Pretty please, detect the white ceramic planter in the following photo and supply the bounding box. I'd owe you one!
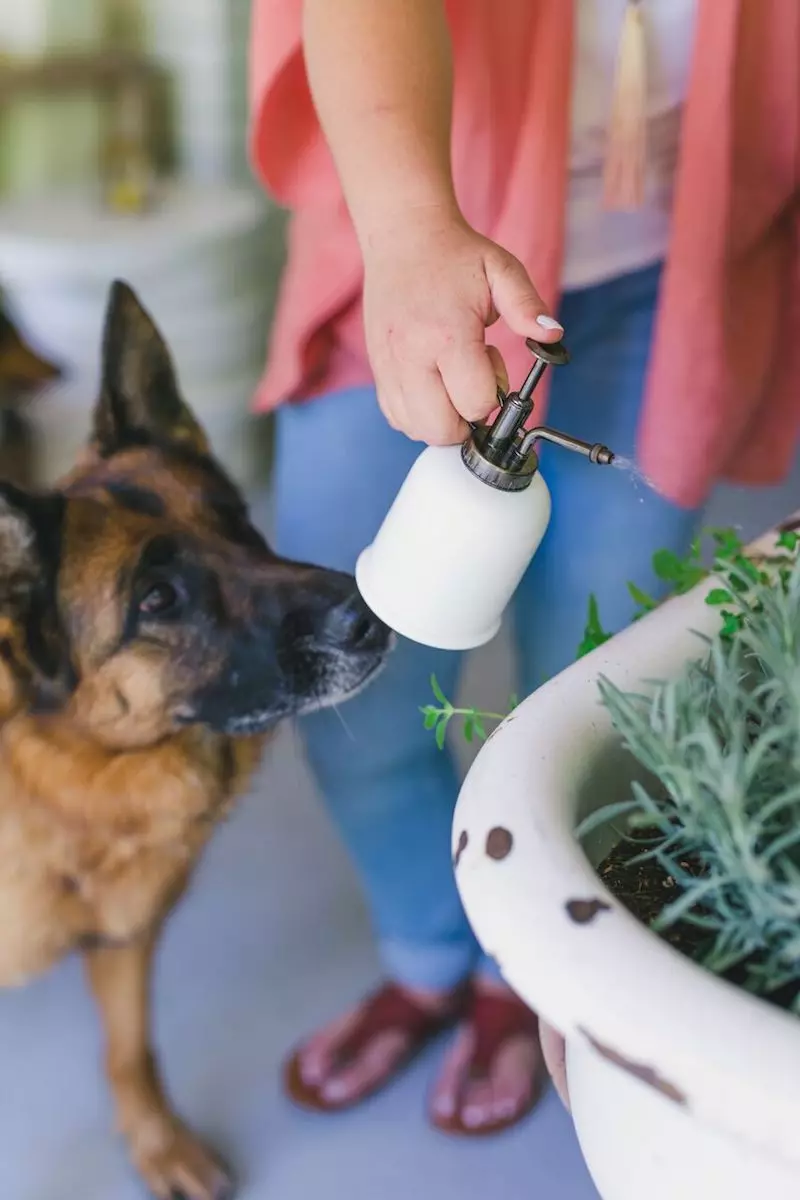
[454,517,800,1200]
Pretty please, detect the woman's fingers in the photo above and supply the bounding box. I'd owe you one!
[485,247,564,342]
[437,339,506,427]
[378,367,469,445]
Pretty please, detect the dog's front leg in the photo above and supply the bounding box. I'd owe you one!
[84,935,233,1200]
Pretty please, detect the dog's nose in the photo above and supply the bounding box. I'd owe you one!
[321,592,390,652]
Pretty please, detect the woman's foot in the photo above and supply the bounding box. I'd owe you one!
[283,976,546,1134]
[284,982,467,1111]
[429,977,546,1135]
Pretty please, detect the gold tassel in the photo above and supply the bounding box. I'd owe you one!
[603,0,648,212]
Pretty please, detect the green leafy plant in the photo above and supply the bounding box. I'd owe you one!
[576,594,613,658]
[421,674,518,748]
[422,525,756,742]
[577,527,753,657]
[580,530,800,1007]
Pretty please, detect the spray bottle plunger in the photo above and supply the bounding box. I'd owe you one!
[356,337,617,650]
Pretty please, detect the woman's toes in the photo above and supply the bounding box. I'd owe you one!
[460,1080,495,1129]
[320,1030,409,1104]
[298,1008,364,1086]
[432,1029,542,1131]
[430,1024,476,1120]
[486,1034,542,1122]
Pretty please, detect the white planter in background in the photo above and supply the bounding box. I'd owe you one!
[28,369,271,491]
[0,0,104,200]
[453,517,800,1200]
[0,0,102,50]
[0,184,285,487]
[145,0,233,183]
[13,288,270,385]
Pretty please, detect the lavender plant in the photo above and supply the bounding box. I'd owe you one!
[581,529,800,1007]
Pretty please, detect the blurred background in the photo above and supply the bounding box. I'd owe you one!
[0,5,798,1200]
[0,0,280,488]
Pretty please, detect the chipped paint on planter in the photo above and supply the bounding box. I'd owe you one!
[565,898,611,924]
[452,829,469,869]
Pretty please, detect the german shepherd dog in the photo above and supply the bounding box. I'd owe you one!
[0,282,391,1199]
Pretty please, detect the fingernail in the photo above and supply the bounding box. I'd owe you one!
[536,315,563,333]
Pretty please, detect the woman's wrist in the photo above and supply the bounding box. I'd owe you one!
[358,196,465,256]
[302,0,459,257]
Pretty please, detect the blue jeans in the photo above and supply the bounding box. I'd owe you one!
[273,263,702,991]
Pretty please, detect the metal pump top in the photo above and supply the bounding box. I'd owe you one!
[461,337,616,493]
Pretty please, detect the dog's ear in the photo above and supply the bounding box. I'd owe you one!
[92,281,209,459]
[0,305,61,394]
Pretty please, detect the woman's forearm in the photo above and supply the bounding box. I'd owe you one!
[302,0,459,247]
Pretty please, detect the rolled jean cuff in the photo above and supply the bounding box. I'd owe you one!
[474,952,505,985]
[381,937,478,993]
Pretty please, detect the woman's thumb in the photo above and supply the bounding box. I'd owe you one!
[486,249,563,342]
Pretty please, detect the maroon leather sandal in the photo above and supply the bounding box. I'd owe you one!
[284,982,468,1113]
[430,988,546,1137]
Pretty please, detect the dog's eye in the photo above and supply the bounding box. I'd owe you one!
[139,581,181,617]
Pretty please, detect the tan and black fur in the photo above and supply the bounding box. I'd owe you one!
[0,282,391,1199]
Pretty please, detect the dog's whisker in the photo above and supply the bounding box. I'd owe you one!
[331,702,357,741]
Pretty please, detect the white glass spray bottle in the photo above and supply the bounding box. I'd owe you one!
[355,338,616,650]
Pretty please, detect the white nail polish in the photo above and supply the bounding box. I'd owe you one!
[536,315,564,332]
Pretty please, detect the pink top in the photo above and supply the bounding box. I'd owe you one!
[249,0,800,508]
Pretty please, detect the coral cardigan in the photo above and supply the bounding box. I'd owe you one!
[249,0,799,507]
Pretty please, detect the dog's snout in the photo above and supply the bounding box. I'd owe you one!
[322,593,389,652]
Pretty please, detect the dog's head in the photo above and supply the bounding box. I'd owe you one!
[0,281,391,748]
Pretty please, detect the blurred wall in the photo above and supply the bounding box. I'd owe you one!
[0,0,286,489]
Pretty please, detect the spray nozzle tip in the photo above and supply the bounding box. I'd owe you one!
[590,444,615,466]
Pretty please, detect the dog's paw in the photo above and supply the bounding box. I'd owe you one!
[132,1121,234,1200]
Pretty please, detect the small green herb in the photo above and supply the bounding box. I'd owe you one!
[628,581,657,615]
[705,588,734,606]
[577,594,613,658]
[421,674,515,749]
[420,526,758,750]
[651,538,707,594]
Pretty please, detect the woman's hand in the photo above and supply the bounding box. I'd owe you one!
[362,209,563,445]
